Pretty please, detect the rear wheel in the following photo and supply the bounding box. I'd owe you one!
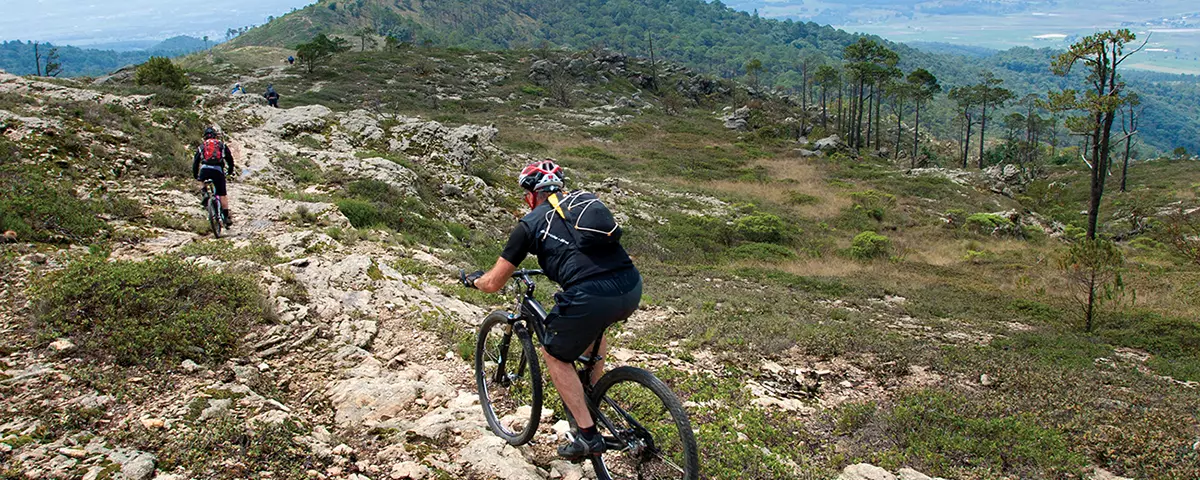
[475,311,542,445]
[590,366,699,480]
[206,196,222,238]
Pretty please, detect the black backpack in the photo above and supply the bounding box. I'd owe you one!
[546,191,623,252]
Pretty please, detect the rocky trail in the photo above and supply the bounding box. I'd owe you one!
[0,73,608,480]
[1,69,1147,480]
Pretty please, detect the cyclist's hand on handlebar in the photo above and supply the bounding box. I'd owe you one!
[460,269,484,289]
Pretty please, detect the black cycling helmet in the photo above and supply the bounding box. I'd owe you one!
[204,127,218,139]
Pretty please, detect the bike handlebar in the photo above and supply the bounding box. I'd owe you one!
[511,269,544,278]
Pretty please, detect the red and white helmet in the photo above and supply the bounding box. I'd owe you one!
[518,159,565,193]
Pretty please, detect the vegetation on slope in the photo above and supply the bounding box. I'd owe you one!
[224,0,1200,153]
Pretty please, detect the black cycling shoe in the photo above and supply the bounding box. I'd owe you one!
[557,432,606,462]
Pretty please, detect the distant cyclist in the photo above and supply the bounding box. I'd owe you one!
[264,84,280,108]
[464,159,642,461]
[192,127,236,226]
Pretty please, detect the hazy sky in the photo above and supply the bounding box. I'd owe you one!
[0,0,315,46]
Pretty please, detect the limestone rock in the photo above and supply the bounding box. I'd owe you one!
[838,463,897,480]
[390,461,430,480]
[457,435,541,480]
[897,468,933,480]
[338,156,419,196]
[327,374,420,428]
[339,110,385,144]
[107,449,156,480]
[180,359,200,373]
[198,398,232,422]
[1089,467,1133,480]
[264,105,334,138]
[49,338,75,352]
[815,135,843,151]
[722,106,751,131]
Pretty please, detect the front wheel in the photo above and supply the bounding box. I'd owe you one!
[590,366,699,480]
[475,311,543,445]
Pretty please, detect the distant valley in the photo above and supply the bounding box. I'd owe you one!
[729,0,1200,74]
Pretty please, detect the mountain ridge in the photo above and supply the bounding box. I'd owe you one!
[221,0,1200,153]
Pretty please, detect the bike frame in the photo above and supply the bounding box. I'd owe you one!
[499,270,641,451]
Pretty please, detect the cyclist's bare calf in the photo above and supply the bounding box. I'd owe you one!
[541,336,608,430]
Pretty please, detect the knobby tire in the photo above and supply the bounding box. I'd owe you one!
[475,310,543,445]
[589,366,699,480]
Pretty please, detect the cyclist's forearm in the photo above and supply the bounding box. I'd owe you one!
[475,257,517,293]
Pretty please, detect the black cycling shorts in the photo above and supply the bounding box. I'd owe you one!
[542,268,643,363]
[197,167,228,196]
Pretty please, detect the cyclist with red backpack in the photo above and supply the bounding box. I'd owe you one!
[192,127,236,226]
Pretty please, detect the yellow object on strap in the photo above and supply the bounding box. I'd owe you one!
[547,192,567,219]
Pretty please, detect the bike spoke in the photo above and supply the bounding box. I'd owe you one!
[594,380,692,479]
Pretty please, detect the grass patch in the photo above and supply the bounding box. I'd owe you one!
[0,164,108,243]
[882,390,1085,478]
[33,256,269,368]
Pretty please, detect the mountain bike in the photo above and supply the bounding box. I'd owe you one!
[473,269,700,479]
[200,180,226,238]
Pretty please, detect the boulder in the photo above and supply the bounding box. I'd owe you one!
[529,60,555,85]
[264,105,333,138]
[338,156,419,196]
[814,135,843,151]
[326,374,421,428]
[457,435,542,480]
[338,109,385,144]
[1089,467,1133,480]
[897,468,933,480]
[106,449,156,480]
[722,106,752,131]
[838,464,897,480]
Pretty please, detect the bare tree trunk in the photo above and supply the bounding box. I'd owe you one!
[1121,136,1132,192]
[821,86,828,129]
[875,82,883,152]
[913,102,921,163]
[978,102,988,169]
[647,33,658,93]
[962,114,973,169]
[34,42,42,77]
[855,79,866,149]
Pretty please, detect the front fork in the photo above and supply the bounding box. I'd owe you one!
[490,322,529,387]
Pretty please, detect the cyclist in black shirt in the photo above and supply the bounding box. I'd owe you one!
[464,160,642,461]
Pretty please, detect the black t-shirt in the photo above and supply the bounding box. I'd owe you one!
[501,200,634,289]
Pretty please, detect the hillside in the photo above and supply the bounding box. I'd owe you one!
[221,0,1200,156]
[1,43,1199,479]
[0,37,209,77]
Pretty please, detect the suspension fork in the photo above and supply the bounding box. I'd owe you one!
[491,329,515,385]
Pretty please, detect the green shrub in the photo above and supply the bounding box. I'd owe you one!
[944,208,967,227]
[728,242,796,262]
[0,164,107,242]
[520,85,546,96]
[134,56,189,91]
[964,213,1017,236]
[849,190,896,221]
[850,231,891,260]
[277,154,325,185]
[787,192,820,206]
[884,391,1084,477]
[337,199,382,228]
[734,212,789,244]
[34,256,268,368]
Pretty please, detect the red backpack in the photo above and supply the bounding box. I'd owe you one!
[201,139,225,165]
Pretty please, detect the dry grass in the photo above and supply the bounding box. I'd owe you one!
[770,256,873,278]
[694,158,851,219]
